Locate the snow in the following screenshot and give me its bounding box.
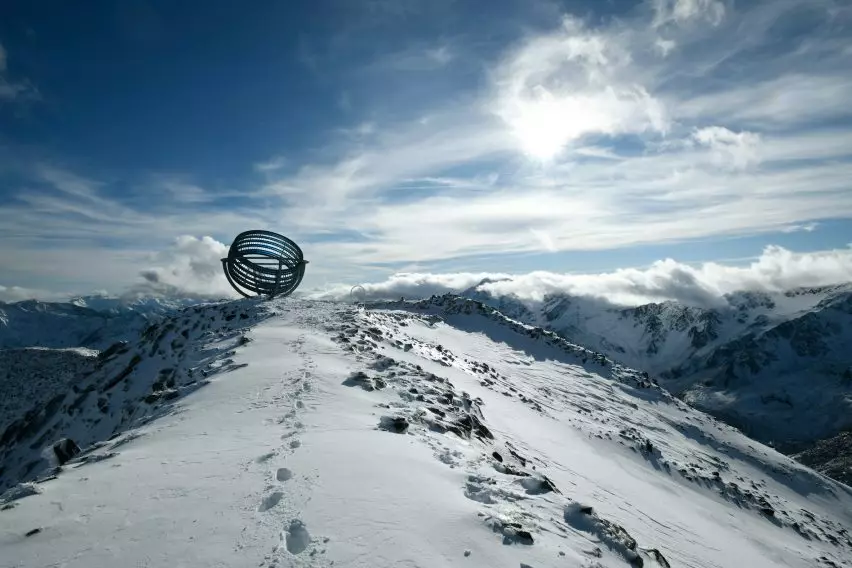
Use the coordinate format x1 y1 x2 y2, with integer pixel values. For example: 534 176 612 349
1 299 851 568
0 295 208 350
465 286 852 452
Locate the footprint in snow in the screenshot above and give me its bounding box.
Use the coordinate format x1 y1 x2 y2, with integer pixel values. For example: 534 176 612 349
258 491 284 512
276 468 293 482
289 440 302 449
256 452 276 463
284 519 311 554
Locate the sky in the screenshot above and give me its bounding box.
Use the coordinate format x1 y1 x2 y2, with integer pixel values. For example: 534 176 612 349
1 0 851 304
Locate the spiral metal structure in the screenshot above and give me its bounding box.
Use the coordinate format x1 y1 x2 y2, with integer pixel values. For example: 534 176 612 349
221 230 308 298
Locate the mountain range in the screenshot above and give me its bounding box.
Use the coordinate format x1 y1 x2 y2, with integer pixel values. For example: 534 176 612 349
1 295 851 568
463 283 852 484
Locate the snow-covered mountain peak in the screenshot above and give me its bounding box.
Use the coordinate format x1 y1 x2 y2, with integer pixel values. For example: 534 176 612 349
67 293 211 315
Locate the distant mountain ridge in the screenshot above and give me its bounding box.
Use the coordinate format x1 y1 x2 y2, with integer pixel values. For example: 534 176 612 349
0 295 207 349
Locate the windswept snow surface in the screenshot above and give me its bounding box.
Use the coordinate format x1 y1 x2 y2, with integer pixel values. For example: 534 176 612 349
2 298 851 568
464 286 852 454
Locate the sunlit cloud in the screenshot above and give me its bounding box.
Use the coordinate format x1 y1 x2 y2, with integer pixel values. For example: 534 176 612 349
312 245 852 307
132 236 236 299
491 16 667 159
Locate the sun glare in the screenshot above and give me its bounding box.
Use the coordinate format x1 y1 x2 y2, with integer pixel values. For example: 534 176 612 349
508 89 609 161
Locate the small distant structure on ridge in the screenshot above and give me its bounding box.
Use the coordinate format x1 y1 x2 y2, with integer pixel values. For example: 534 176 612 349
350 285 367 304
221 230 307 299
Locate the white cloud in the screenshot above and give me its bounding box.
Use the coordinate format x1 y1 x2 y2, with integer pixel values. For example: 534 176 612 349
691 126 761 169
652 0 726 28
491 16 667 159
654 38 677 56
425 45 454 66
254 156 288 173
673 74 852 128
310 271 509 302
311 245 852 307
781 222 819 233
132 236 237 299
0 285 68 303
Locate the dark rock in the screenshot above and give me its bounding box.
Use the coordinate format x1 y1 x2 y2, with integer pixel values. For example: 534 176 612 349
162 389 180 401
52 438 81 465
378 416 409 433
342 371 375 391
428 406 446 418
98 341 129 361
644 549 670 568
492 451 503 462
25 528 41 537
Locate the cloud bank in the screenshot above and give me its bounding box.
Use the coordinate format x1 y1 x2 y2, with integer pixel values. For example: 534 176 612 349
0 285 68 304
4 238 850 308
312 245 852 307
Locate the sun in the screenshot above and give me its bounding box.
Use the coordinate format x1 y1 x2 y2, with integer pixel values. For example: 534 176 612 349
505 87 610 161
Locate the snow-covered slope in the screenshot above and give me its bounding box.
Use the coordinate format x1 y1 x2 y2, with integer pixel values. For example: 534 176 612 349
2 297 851 568
464 286 852 453
0 299 259 491
0 295 204 349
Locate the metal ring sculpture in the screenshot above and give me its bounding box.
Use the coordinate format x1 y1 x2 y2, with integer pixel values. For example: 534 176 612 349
350 285 367 303
221 230 308 298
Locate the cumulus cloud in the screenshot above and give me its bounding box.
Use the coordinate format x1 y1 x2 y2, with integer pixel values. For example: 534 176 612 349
312 245 852 307
692 126 761 169
0 285 68 303
310 271 511 302
131 236 237 299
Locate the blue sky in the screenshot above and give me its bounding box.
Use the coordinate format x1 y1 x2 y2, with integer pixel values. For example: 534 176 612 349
0 0 851 301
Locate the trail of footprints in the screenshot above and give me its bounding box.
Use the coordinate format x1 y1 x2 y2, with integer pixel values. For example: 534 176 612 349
245 307 849 567
248 333 332 567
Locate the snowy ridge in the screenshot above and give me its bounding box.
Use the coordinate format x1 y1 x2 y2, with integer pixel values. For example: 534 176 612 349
0 298 269 492
0 295 202 350
463 286 852 456
1 298 851 567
